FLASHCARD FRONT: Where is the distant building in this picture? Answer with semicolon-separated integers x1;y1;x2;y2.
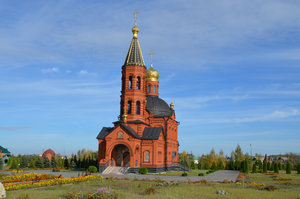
42;149;56;160
0;146;11;165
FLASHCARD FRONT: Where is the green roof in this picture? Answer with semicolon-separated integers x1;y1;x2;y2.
0;146;10;154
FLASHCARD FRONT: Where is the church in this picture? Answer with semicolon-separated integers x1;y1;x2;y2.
97;15;179;173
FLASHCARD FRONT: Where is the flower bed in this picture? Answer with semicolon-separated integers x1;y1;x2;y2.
235;181;265;187
1;174;56;184
3;175;103;191
273;177;292;181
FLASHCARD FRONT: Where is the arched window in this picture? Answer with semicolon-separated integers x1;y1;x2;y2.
136;76;141;90
148;85;151;93
153;85;156;93
128;101;132;114
136;101;140;115
128;76;132;89
144;151;150;162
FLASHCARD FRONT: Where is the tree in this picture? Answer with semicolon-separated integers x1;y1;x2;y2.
274;162;279;174
235;160;241;170
210;161;217;170
234;144;243;162
252;163;257;173
217;158;224;170
64;157;70;169
43;157;51;168
20;156;27;168
10;158;18;169
286;161;292;174
297;162;300;174
278;161;282;170
51;156;57;168
263;160;267;173
70;160;77;170
0;158;3;170
35;157;43;168
243;158;249;173
29;159;36;169
267;162;271;170
229;159;234;170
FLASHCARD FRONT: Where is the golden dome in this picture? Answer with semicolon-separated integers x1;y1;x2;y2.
170;102;174;109
132;25;139;36
146;65;159;81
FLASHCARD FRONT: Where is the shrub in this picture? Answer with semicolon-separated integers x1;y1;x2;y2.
252;164;257;173
286;161;292;174
181;172;188;176
297;162;300;174
88;166;97;173
263;161;267;173
139;167;148;175
198;173;204;176
0;158;3;170
274;162;279;174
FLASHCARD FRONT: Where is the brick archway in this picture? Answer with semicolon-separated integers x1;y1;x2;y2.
111;144;130;167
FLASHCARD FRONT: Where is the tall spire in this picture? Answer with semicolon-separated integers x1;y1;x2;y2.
123;11;145;67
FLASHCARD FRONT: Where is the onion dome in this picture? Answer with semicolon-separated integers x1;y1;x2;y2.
132;25;139;37
146;65;159;81
170;101;174;109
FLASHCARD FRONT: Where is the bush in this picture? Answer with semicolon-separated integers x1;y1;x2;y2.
182;172;188;176
0;158;3;170
88;166;97;173
252;164;257;173
139;167;148;175
198;173;204;176
274;162;279;174
263;161;267;173
297;162;300;174
286;161;292;174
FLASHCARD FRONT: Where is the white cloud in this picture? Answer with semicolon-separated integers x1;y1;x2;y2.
41;67;59;73
78;70;88;75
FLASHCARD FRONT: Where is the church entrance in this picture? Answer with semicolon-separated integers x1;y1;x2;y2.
111;144;130;167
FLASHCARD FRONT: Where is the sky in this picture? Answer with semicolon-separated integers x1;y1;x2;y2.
0;0;300;157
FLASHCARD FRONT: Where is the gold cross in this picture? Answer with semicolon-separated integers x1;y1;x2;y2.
149;51;155;67
134;11;139;26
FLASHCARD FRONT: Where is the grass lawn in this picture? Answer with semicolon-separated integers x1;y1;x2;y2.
4;171;300;199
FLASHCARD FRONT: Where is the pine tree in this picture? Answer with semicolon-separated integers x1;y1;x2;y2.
70;160;77;170
267;162;271;170
263;160;267;173
20;156;27;168
35;157;43;168
270;161;275;171
29;159;36;169
278;162;282;170
252;163;257;173
297;162;300;174
217;159;225;170
0;158;3;170
43;157;51;168
210;161;217;170
244;159;249;173
286;161;292;174
51;156;57;168
235;160;241;170
64;157;70;169
274;162;279;174
229;159;234;170
10;158;18;169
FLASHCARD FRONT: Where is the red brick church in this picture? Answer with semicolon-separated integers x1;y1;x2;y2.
97;17;179;173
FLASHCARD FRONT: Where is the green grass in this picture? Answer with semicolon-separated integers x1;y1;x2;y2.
4;170;300;199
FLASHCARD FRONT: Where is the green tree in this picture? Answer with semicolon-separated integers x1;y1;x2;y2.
297;162;300;174
29;159;36;169
243;158;249;173
252;163;257;173
51;156;57;168
267;162;271;170
35;157;43;168
19;156;27;168
217;158;224;170
70;160;77;170
278;161;282;170
286;161;292;174
210;161;217;170
263;161;267;173
0;158;3;170
197;162;201;170
274;162;279;174
64;157;70;169
234;144;243;161
10;158;18;169
235;160;241;170
43;157;51;168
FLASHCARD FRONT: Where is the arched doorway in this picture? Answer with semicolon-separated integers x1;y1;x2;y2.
111;144;130;167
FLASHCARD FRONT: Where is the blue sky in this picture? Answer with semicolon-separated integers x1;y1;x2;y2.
0;0;300;157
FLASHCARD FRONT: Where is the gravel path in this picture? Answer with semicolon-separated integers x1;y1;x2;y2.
1;170;240;182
